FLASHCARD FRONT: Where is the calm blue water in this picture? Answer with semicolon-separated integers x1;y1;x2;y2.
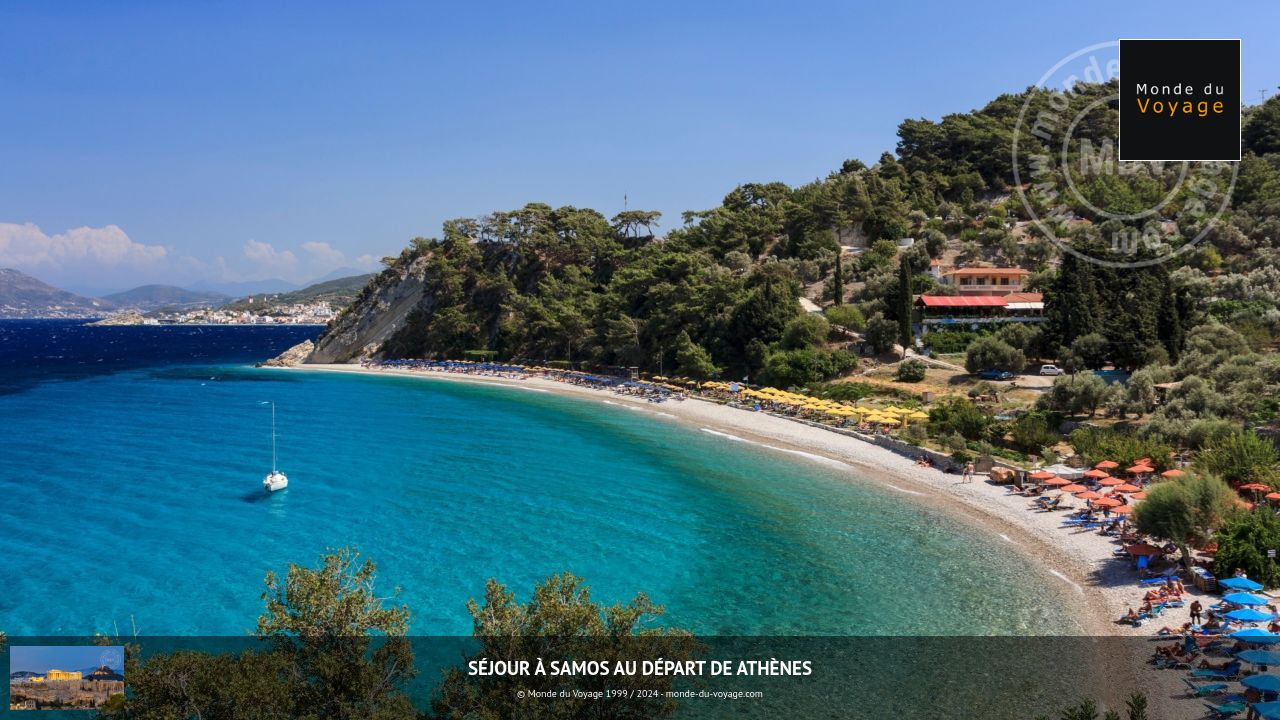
0;320;1080;636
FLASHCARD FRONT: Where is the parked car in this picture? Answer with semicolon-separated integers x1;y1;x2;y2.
1038;364;1066;376
974;368;1014;381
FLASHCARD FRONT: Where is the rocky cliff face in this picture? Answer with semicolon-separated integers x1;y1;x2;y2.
263;339;315;366
304;255;433;363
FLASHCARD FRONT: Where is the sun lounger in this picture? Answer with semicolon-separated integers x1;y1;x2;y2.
1203;700;1247;718
1183;678;1229;696
1192;661;1243;680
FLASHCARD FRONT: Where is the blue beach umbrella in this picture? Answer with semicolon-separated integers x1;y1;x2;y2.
1238;649;1280;665
1220;577;1266;592
1226;608;1276;623
1245;675;1280;692
1224;592;1270;606
1231;628;1280;643
1255;700;1280;720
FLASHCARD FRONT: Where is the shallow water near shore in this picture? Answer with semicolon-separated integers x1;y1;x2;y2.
0;320;1083;636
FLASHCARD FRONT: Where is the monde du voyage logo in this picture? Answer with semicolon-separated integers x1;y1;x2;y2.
1012;40;1240;269
1119;39;1241;162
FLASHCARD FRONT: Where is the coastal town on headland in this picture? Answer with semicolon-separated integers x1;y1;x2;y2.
89;298;338;326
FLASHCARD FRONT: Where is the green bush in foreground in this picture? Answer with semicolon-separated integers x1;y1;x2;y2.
1034;692;1148;720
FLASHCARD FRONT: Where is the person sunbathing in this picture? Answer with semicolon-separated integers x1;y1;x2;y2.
1154;621;1194;636
1124;608;1141;625
1198;658;1236;670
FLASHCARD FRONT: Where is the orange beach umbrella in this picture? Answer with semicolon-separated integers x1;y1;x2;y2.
1075;491;1103;500
1095;460;1119;469
1083;469;1111;479
1112;505;1134;514
1042;476;1070;486
1240;483;1272;492
1098;477;1124;486
1028;470;1056;480
1127;464;1154;474
1114;483;1141;493
1161;469;1185;478
1061;484;1088;493
1093;497;1123;508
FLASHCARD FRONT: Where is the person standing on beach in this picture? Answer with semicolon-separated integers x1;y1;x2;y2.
962;461;974;483
1190;600;1203;626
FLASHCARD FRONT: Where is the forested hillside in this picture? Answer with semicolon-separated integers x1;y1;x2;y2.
310;82;1280;398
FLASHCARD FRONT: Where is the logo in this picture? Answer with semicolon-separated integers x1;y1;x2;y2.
1011;41;1238;268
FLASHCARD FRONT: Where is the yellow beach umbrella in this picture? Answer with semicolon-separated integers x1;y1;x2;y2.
908;411;930;421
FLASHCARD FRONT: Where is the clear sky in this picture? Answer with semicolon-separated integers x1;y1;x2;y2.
1;1;1277;293
9;645;124;674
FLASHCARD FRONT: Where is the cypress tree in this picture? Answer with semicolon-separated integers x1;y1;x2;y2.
898;259;913;358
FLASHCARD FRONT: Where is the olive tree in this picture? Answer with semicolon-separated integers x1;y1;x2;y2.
1133;474;1238;569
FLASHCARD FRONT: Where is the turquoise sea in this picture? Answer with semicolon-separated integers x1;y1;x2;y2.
0;320;1081;637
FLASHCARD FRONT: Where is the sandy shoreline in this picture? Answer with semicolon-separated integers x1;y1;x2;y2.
285;362;1204;639
277;362;1220;715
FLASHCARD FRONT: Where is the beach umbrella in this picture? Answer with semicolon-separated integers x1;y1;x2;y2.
1161;468;1185;478
1083;469;1111;479
1247;675;1280;693
1093;497;1123;508
908;411;929;421
1221;577;1266;592
1232;630;1280;645
1238;649;1280;666
1131;491;1147;500
1075;491;1103;500
1111;505;1133;514
1240;483;1272;492
1114;483;1141;493
1268;493;1280;501
1061;484;1088;493
1228;608;1277;623
1124;543;1165;556
1095;460;1119;469
1029;470;1056;480
1098;477;1123;486
1127;464;1154;474
1224;592;1271;606
1253;700;1280;720
1042;476;1070;486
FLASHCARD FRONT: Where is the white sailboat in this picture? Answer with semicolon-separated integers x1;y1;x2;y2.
262;401;288;492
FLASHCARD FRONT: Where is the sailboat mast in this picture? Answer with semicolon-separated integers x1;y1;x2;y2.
271;402;278;473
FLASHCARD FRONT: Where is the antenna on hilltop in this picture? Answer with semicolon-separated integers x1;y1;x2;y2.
624;194;628;211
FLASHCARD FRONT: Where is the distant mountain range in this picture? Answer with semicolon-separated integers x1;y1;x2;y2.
222;273;374;312
0;267;376;318
190;277;301;296
0;268;111;318
101;284;229;311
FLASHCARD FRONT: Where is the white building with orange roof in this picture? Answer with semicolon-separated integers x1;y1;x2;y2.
939;267;1031;295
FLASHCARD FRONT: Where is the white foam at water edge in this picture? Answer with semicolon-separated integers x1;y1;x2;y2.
1049;569;1085;594
603;400;619;405
699;428;850;470
700;427;749;442
883;483;925;496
